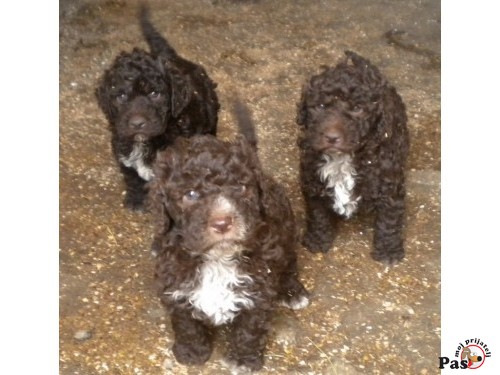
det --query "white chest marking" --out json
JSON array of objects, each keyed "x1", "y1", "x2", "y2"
[
  {"x1": 171, "y1": 248, "x2": 254, "y2": 325},
  {"x1": 119, "y1": 143, "x2": 154, "y2": 181},
  {"x1": 318, "y1": 153, "x2": 360, "y2": 218}
]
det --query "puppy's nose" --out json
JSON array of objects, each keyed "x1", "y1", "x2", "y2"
[
  {"x1": 324, "y1": 130, "x2": 343, "y2": 145},
  {"x1": 128, "y1": 115, "x2": 147, "y2": 129},
  {"x1": 210, "y1": 216, "x2": 233, "y2": 234}
]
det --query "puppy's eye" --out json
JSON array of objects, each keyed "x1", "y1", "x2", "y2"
[
  {"x1": 234, "y1": 185, "x2": 247, "y2": 194},
  {"x1": 116, "y1": 93, "x2": 128, "y2": 103},
  {"x1": 148, "y1": 91, "x2": 161, "y2": 100},
  {"x1": 352, "y1": 105, "x2": 364, "y2": 114},
  {"x1": 314, "y1": 103, "x2": 325, "y2": 111},
  {"x1": 183, "y1": 190, "x2": 200, "y2": 201}
]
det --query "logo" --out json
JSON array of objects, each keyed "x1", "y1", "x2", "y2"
[
  {"x1": 439, "y1": 338, "x2": 492, "y2": 370},
  {"x1": 460, "y1": 345, "x2": 485, "y2": 369}
]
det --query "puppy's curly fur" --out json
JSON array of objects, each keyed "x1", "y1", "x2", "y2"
[
  {"x1": 297, "y1": 51, "x2": 410, "y2": 265},
  {"x1": 148, "y1": 103, "x2": 309, "y2": 371},
  {"x1": 95, "y1": 6, "x2": 219, "y2": 210}
]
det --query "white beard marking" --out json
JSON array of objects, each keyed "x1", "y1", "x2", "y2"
[
  {"x1": 318, "y1": 153, "x2": 360, "y2": 218},
  {"x1": 170, "y1": 244, "x2": 255, "y2": 326},
  {"x1": 119, "y1": 142, "x2": 154, "y2": 181}
]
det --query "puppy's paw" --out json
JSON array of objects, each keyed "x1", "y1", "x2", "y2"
[
  {"x1": 278, "y1": 278, "x2": 310, "y2": 310},
  {"x1": 172, "y1": 341, "x2": 212, "y2": 366},
  {"x1": 302, "y1": 231, "x2": 332, "y2": 253},
  {"x1": 222, "y1": 356, "x2": 262, "y2": 374},
  {"x1": 123, "y1": 194, "x2": 146, "y2": 212},
  {"x1": 279, "y1": 294, "x2": 310, "y2": 310},
  {"x1": 370, "y1": 249, "x2": 405, "y2": 266}
]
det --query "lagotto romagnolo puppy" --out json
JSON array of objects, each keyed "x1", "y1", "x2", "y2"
[
  {"x1": 297, "y1": 51, "x2": 410, "y2": 265},
  {"x1": 95, "y1": 6, "x2": 219, "y2": 210},
  {"x1": 148, "y1": 102, "x2": 309, "y2": 372}
]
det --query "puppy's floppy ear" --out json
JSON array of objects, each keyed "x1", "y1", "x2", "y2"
[
  {"x1": 95, "y1": 80, "x2": 117, "y2": 123},
  {"x1": 166, "y1": 64, "x2": 192, "y2": 118},
  {"x1": 148, "y1": 147, "x2": 178, "y2": 212},
  {"x1": 147, "y1": 148, "x2": 178, "y2": 254},
  {"x1": 296, "y1": 83, "x2": 309, "y2": 127}
]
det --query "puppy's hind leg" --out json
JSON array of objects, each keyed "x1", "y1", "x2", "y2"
[{"x1": 371, "y1": 192, "x2": 406, "y2": 265}]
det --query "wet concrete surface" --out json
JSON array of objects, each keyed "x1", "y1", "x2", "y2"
[{"x1": 59, "y1": 1, "x2": 440, "y2": 374}]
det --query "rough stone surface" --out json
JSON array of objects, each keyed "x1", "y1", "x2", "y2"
[{"x1": 60, "y1": 1, "x2": 440, "y2": 374}]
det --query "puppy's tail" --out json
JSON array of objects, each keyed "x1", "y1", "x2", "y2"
[
  {"x1": 139, "y1": 4, "x2": 178, "y2": 59},
  {"x1": 232, "y1": 99, "x2": 258, "y2": 148}
]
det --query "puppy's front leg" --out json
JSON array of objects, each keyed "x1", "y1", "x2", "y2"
[
  {"x1": 224, "y1": 307, "x2": 272, "y2": 372},
  {"x1": 171, "y1": 308, "x2": 213, "y2": 365},
  {"x1": 119, "y1": 164, "x2": 148, "y2": 211},
  {"x1": 302, "y1": 195, "x2": 337, "y2": 253}
]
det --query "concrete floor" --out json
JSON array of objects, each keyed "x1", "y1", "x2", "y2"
[{"x1": 59, "y1": 1, "x2": 440, "y2": 374}]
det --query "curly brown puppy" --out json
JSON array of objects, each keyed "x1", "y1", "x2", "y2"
[
  {"x1": 148, "y1": 102, "x2": 309, "y2": 372},
  {"x1": 95, "y1": 6, "x2": 219, "y2": 210},
  {"x1": 297, "y1": 51, "x2": 410, "y2": 265}
]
